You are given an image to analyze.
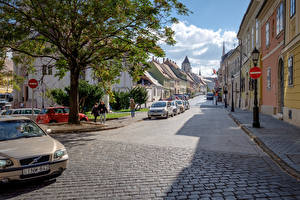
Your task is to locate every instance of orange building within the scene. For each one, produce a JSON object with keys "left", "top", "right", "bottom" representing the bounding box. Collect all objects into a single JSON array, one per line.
[{"left": 257, "top": 0, "right": 285, "bottom": 116}]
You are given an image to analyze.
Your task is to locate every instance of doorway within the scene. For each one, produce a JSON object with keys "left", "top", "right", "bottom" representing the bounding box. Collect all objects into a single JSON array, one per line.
[{"left": 278, "top": 59, "right": 284, "bottom": 113}]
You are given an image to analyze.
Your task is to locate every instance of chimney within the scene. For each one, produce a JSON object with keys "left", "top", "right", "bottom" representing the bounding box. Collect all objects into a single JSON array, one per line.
[
  {"left": 152, "top": 56, "right": 154, "bottom": 61},
  {"left": 163, "top": 58, "right": 165, "bottom": 63}
]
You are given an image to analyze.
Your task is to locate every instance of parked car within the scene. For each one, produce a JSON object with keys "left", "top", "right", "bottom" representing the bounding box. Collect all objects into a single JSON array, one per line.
[
  {"left": 169, "top": 100, "right": 180, "bottom": 116},
  {"left": 183, "top": 100, "right": 190, "bottom": 110},
  {"left": 36, "top": 107, "right": 88, "bottom": 124},
  {"left": 0, "top": 117, "right": 68, "bottom": 183},
  {"left": 1, "top": 108, "right": 41, "bottom": 121},
  {"left": 148, "top": 101, "right": 174, "bottom": 119},
  {"left": 175, "top": 100, "right": 185, "bottom": 113},
  {"left": 206, "top": 92, "right": 214, "bottom": 100}
]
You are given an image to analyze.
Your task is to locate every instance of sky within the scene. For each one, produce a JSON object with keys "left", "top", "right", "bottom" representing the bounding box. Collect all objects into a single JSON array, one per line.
[{"left": 160, "top": 0, "right": 251, "bottom": 77}]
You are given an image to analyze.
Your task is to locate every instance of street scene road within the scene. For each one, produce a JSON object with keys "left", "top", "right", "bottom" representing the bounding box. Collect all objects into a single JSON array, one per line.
[{"left": 1, "top": 95, "right": 299, "bottom": 199}]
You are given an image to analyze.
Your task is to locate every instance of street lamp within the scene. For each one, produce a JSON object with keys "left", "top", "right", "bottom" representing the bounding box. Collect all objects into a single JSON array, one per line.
[
  {"left": 251, "top": 47, "right": 260, "bottom": 128},
  {"left": 231, "top": 75, "right": 234, "bottom": 112},
  {"left": 224, "top": 84, "right": 228, "bottom": 108}
]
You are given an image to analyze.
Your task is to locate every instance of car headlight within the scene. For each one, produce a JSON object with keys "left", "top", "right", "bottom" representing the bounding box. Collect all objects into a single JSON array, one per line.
[
  {"left": 54, "top": 149, "right": 68, "bottom": 160},
  {"left": 0, "top": 159, "right": 13, "bottom": 169}
]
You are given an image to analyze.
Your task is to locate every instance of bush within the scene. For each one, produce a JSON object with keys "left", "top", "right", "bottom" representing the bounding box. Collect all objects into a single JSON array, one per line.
[
  {"left": 129, "top": 86, "right": 148, "bottom": 110},
  {"left": 110, "top": 90, "right": 130, "bottom": 110}
]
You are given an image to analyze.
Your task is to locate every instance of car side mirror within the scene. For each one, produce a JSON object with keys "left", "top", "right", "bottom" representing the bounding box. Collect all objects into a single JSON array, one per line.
[{"left": 46, "top": 129, "right": 52, "bottom": 134}]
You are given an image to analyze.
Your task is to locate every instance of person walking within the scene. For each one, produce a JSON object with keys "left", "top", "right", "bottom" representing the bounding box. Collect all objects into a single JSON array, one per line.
[
  {"left": 130, "top": 98, "right": 135, "bottom": 118},
  {"left": 98, "top": 101, "right": 108, "bottom": 124},
  {"left": 91, "top": 103, "right": 99, "bottom": 122}
]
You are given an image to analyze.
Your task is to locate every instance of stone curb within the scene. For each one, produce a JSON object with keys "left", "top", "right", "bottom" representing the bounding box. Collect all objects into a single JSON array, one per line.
[
  {"left": 228, "top": 113, "right": 300, "bottom": 180},
  {"left": 46, "top": 117, "right": 148, "bottom": 134}
]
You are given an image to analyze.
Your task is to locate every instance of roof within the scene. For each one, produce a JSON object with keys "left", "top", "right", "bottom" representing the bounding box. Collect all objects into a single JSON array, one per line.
[
  {"left": 144, "top": 71, "right": 163, "bottom": 87},
  {"left": 160, "top": 63, "right": 180, "bottom": 81},
  {"left": 182, "top": 56, "right": 190, "bottom": 64},
  {"left": 0, "top": 116, "right": 31, "bottom": 122},
  {"left": 151, "top": 61, "right": 171, "bottom": 80},
  {"left": 237, "top": 0, "right": 254, "bottom": 37}
]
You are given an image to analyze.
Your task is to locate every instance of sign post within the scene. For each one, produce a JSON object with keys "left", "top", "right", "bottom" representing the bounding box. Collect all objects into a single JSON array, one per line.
[
  {"left": 250, "top": 47, "right": 261, "bottom": 128},
  {"left": 28, "top": 79, "right": 38, "bottom": 119}
]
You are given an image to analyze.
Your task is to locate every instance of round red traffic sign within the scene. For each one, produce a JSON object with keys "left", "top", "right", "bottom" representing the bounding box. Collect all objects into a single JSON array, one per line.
[
  {"left": 28, "top": 79, "right": 38, "bottom": 89},
  {"left": 249, "top": 67, "right": 262, "bottom": 79}
]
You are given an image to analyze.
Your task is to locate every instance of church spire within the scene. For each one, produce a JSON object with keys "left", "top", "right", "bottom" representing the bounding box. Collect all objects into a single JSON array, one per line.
[{"left": 222, "top": 41, "right": 225, "bottom": 56}]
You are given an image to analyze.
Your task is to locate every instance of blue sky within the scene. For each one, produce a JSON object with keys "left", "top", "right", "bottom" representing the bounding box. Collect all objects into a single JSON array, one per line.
[{"left": 160, "top": 0, "right": 250, "bottom": 76}]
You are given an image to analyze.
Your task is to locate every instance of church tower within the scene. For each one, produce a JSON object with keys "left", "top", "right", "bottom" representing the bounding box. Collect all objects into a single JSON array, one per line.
[{"left": 182, "top": 56, "right": 192, "bottom": 73}]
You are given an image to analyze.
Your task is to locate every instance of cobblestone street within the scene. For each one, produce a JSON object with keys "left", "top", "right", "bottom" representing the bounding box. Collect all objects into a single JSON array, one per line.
[{"left": 1, "top": 96, "right": 300, "bottom": 199}]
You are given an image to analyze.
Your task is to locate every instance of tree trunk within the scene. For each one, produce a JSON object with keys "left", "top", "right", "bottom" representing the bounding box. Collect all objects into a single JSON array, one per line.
[{"left": 69, "top": 65, "right": 80, "bottom": 124}]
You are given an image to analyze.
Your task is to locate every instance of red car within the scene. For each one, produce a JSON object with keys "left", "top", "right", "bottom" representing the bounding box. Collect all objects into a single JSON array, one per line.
[{"left": 36, "top": 107, "right": 88, "bottom": 124}]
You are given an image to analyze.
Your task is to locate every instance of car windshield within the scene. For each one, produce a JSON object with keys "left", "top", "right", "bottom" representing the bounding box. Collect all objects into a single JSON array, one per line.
[
  {"left": 151, "top": 102, "right": 166, "bottom": 107},
  {"left": 0, "top": 120, "right": 46, "bottom": 141},
  {"left": 207, "top": 93, "right": 214, "bottom": 96},
  {"left": 176, "top": 101, "right": 182, "bottom": 105}
]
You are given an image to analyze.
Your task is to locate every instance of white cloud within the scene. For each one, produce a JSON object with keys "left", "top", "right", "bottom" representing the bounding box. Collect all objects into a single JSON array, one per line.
[{"left": 161, "top": 21, "right": 238, "bottom": 76}]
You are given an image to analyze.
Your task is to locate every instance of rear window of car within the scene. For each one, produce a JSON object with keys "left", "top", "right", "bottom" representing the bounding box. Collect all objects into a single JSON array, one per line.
[
  {"left": 176, "top": 100, "right": 182, "bottom": 105},
  {"left": 151, "top": 102, "right": 166, "bottom": 107}
]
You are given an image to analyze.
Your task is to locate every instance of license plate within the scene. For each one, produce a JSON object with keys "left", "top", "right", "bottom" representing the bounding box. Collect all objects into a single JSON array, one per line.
[{"left": 23, "top": 165, "right": 50, "bottom": 175}]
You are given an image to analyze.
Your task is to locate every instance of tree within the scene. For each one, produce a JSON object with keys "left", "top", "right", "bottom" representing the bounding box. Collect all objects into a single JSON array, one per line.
[
  {"left": 129, "top": 86, "right": 148, "bottom": 109},
  {"left": 50, "top": 80, "right": 104, "bottom": 112},
  {"left": 0, "top": 0, "right": 189, "bottom": 124}
]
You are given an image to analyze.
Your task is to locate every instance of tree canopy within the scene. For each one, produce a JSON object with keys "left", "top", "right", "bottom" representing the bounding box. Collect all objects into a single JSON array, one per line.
[{"left": 0, "top": 0, "right": 189, "bottom": 123}]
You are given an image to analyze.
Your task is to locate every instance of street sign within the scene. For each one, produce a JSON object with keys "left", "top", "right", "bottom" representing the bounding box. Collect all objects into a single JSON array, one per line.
[
  {"left": 249, "top": 67, "right": 262, "bottom": 79},
  {"left": 28, "top": 79, "right": 38, "bottom": 89}
]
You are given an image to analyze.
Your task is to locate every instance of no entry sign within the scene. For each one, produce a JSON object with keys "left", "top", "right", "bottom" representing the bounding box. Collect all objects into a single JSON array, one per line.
[
  {"left": 28, "top": 79, "right": 38, "bottom": 89},
  {"left": 249, "top": 67, "right": 262, "bottom": 79}
]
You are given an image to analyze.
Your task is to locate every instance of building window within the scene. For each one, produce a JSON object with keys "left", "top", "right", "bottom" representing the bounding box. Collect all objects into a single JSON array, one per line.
[
  {"left": 288, "top": 56, "right": 294, "bottom": 86},
  {"left": 266, "top": 22, "right": 270, "bottom": 47},
  {"left": 267, "top": 67, "right": 271, "bottom": 89},
  {"left": 290, "top": 0, "right": 296, "bottom": 17},
  {"left": 277, "top": 2, "right": 284, "bottom": 35},
  {"left": 256, "top": 19, "right": 260, "bottom": 47}
]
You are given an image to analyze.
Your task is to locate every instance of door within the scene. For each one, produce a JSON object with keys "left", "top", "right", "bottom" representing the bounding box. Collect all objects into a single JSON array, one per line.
[{"left": 279, "top": 59, "right": 284, "bottom": 113}]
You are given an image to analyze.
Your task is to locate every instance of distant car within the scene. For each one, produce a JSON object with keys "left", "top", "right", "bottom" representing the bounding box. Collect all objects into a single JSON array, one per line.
[
  {"left": 175, "top": 100, "right": 185, "bottom": 113},
  {"left": 0, "top": 117, "right": 68, "bottom": 183},
  {"left": 36, "top": 107, "right": 88, "bottom": 124},
  {"left": 148, "top": 101, "right": 173, "bottom": 119},
  {"left": 183, "top": 100, "right": 190, "bottom": 110},
  {"left": 206, "top": 92, "right": 214, "bottom": 100},
  {"left": 169, "top": 100, "right": 179, "bottom": 116}
]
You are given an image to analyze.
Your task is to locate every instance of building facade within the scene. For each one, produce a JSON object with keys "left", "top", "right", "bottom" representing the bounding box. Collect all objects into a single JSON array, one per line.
[
  {"left": 257, "top": 0, "right": 285, "bottom": 116},
  {"left": 281, "top": 0, "right": 300, "bottom": 126}
]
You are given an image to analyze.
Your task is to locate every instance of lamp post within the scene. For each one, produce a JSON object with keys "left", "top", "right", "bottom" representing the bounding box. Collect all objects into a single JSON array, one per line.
[
  {"left": 231, "top": 75, "right": 234, "bottom": 112},
  {"left": 251, "top": 47, "right": 260, "bottom": 128}
]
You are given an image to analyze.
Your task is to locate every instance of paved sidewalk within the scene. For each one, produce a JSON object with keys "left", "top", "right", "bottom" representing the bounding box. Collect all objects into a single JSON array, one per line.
[
  {"left": 40, "top": 112, "right": 147, "bottom": 134},
  {"left": 228, "top": 108, "right": 300, "bottom": 179}
]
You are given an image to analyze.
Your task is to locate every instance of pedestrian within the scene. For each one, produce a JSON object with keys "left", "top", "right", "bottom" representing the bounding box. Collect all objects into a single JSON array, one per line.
[
  {"left": 215, "top": 91, "right": 218, "bottom": 105},
  {"left": 130, "top": 98, "right": 135, "bottom": 118},
  {"left": 91, "top": 103, "right": 99, "bottom": 122},
  {"left": 98, "top": 101, "right": 108, "bottom": 124}
]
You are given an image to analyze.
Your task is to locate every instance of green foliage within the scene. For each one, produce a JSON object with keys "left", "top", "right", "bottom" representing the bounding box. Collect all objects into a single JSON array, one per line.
[
  {"left": 129, "top": 86, "right": 148, "bottom": 109},
  {"left": 0, "top": 0, "right": 189, "bottom": 123},
  {"left": 50, "top": 80, "right": 104, "bottom": 112},
  {"left": 110, "top": 91, "right": 130, "bottom": 111}
]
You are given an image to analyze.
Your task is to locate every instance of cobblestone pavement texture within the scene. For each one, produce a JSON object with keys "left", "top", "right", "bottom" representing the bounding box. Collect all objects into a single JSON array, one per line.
[
  {"left": 1, "top": 96, "right": 300, "bottom": 199},
  {"left": 230, "top": 109, "right": 300, "bottom": 177}
]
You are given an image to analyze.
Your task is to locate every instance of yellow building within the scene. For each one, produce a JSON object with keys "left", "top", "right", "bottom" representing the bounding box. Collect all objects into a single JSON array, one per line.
[
  {"left": 237, "top": 0, "right": 264, "bottom": 110},
  {"left": 282, "top": 0, "right": 300, "bottom": 126}
]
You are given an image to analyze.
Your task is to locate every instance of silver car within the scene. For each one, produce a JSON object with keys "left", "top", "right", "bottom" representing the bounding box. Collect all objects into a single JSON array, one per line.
[
  {"left": 148, "top": 101, "right": 174, "bottom": 119},
  {"left": 0, "top": 117, "right": 68, "bottom": 183}
]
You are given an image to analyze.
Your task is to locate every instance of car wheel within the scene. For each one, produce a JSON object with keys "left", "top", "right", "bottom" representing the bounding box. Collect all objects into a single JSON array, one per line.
[
  {"left": 80, "top": 118, "right": 87, "bottom": 121},
  {"left": 49, "top": 120, "right": 57, "bottom": 123},
  {"left": 148, "top": 116, "right": 151, "bottom": 120},
  {"left": 165, "top": 112, "right": 168, "bottom": 119}
]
